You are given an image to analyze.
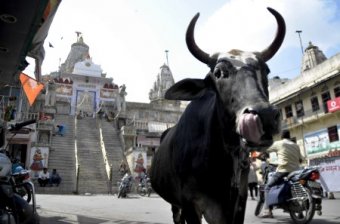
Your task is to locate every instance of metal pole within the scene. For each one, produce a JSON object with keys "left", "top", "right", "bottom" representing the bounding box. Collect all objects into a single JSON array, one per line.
[
  {"left": 165, "top": 50, "right": 169, "bottom": 66},
  {"left": 75, "top": 164, "right": 80, "bottom": 194},
  {"left": 109, "top": 164, "right": 113, "bottom": 195},
  {"left": 296, "top": 30, "right": 304, "bottom": 55},
  {"left": 17, "top": 86, "right": 23, "bottom": 120}
]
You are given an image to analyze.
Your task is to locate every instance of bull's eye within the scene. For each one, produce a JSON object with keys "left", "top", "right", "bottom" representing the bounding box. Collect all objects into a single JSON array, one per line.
[
  {"left": 214, "top": 66, "right": 230, "bottom": 79},
  {"left": 214, "top": 67, "right": 230, "bottom": 79},
  {"left": 214, "top": 61, "right": 234, "bottom": 80},
  {"left": 214, "top": 68, "right": 222, "bottom": 79},
  {"left": 223, "top": 70, "right": 230, "bottom": 78}
]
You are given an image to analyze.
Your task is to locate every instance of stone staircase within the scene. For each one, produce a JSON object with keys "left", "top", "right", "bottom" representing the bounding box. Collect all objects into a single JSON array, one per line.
[
  {"left": 75, "top": 117, "right": 108, "bottom": 194},
  {"left": 35, "top": 115, "right": 126, "bottom": 195},
  {"left": 35, "top": 114, "right": 76, "bottom": 194},
  {"left": 99, "top": 119, "right": 127, "bottom": 191}
]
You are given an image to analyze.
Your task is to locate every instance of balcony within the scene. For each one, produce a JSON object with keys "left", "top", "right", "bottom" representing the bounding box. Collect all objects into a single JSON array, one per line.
[{"left": 281, "top": 107, "right": 334, "bottom": 129}]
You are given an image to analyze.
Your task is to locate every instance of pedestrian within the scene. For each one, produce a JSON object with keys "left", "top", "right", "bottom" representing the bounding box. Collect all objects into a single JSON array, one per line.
[
  {"left": 49, "top": 169, "right": 62, "bottom": 186},
  {"left": 260, "top": 130, "right": 304, "bottom": 218},
  {"left": 248, "top": 157, "right": 258, "bottom": 200},
  {"left": 139, "top": 168, "right": 147, "bottom": 183},
  {"left": 55, "top": 125, "right": 64, "bottom": 136},
  {"left": 118, "top": 160, "right": 128, "bottom": 176},
  {"left": 38, "top": 168, "right": 50, "bottom": 187}
]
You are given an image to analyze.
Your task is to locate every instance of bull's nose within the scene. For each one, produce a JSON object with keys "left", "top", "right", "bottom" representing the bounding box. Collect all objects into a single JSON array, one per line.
[
  {"left": 259, "top": 106, "right": 281, "bottom": 132},
  {"left": 243, "top": 106, "right": 280, "bottom": 120}
]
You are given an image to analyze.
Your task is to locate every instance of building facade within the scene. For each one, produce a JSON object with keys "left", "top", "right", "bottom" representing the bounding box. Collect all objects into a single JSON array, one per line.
[
  {"left": 35, "top": 36, "right": 184, "bottom": 178},
  {"left": 269, "top": 42, "right": 340, "bottom": 192}
]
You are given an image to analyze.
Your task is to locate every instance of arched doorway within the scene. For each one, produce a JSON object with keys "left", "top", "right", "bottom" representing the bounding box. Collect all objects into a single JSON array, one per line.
[{"left": 76, "top": 90, "right": 96, "bottom": 117}]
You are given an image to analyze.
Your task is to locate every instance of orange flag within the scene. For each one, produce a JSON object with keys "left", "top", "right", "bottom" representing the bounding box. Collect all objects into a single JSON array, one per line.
[{"left": 19, "top": 73, "right": 44, "bottom": 106}]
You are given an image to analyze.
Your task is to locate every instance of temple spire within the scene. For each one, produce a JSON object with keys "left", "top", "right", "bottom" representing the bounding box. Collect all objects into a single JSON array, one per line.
[{"left": 301, "top": 41, "right": 327, "bottom": 73}]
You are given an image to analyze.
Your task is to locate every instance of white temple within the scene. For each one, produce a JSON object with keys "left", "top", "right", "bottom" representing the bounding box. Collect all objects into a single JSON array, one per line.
[{"left": 46, "top": 35, "right": 123, "bottom": 118}]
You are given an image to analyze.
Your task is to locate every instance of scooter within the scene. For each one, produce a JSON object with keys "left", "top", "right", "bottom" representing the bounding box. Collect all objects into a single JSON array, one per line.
[
  {"left": 0, "top": 119, "right": 39, "bottom": 224},
  {"left": 255, "top": 162, "right": 323, "bottom": 224},
  {"left": 12, "top": 165, "right": 33, "bottom": 203},
  {"left": 137, "top": 176, "right": 152, "bottom": 197},
  {"left": 117, "top": 173, "right": 133, "bottom": 198}
]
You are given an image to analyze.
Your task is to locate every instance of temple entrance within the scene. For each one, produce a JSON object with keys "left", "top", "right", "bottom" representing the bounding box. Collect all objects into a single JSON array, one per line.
[{"left": 76, "top": 90, "right": 96, "bottom": 117}]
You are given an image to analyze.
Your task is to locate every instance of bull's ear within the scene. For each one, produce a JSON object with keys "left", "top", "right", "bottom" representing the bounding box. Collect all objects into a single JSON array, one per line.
[{"left": 165, "top": 78, "right": 207, "bottom": 101}]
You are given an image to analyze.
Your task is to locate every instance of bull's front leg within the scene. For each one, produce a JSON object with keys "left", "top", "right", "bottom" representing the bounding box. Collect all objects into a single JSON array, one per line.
[
  {"left": 181, "top": 202, "right": 202, "bottom": 224},
  {"left": 233, "top": 156, "right": 250, "bottom": 224},
  {"left": 171, "top": 205, "right": 185, "bottom": 224}
]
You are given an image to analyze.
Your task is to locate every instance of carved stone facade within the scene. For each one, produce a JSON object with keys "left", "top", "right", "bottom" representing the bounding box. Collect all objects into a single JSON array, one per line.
[
  {"left": 301, "top": 41, "right": 327, "bottom": 73},
  {"left": 39, "top": 37, "right": 121, "bottom": 118},
  {"left": 149, "top": 64, "right": 175, "bottom": 102},
  {"left": 32, "top": 36, "right": 184, "bottom": 173}
]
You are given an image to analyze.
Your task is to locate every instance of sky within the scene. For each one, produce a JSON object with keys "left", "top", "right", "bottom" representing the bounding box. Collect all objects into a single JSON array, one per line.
[{"left": 31, "top": 0, "right": 340, "bottom": 103}]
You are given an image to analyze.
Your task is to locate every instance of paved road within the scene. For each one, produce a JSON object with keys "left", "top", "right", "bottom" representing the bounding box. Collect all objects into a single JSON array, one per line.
[{"left": 36, "top": 193, "right": 340, "bottom": 224}]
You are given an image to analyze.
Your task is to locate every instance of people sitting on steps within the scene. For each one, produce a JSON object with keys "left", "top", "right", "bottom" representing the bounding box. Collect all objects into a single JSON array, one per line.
[
  {"left": 38, "top": 168, "right": 50, "bottom": 187},
  {"left": 49, "top": 168, "right": 62, "bottom": 187}
]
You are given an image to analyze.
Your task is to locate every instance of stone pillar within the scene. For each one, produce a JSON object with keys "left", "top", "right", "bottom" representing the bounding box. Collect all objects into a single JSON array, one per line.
[
  {"left": 45, "top": 81, "right": 56, "bottom": 107},
  {"left": 119, "top": 84, "right": 127, "bottom": 112}
]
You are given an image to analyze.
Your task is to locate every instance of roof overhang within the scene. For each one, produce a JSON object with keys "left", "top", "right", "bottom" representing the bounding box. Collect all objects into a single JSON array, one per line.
[{"left": 0, "top": 0, "right": 61, "bottom": 87}]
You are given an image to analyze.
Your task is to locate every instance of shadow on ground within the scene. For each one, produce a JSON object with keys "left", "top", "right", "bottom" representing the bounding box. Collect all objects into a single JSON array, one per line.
[
  {"left": 39, "top": 213, "right": 166, "bottom": 224},
  {"left": 257, "top": 216, "right": 340, "bottom": 224}
]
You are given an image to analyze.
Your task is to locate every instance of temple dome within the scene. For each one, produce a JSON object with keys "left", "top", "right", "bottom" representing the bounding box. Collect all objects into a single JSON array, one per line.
[
  {"left": 72, "top": 58, "right": 102, "bottom": 77},
  {"left": 60, "top": 36, "right": 90, "bottom": 74}
]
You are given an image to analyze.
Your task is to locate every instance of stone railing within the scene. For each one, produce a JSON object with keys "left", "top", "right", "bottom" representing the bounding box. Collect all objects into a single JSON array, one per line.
[{"left": 133, "top": 120, "right": 148, "bottom": 130}]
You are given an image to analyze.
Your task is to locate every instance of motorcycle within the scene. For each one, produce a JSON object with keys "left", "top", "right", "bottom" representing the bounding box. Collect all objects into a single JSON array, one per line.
[
  {"left": 136, "top": 176, "right": 152, "bottom": 197},
  {"left": 12, "top": 165, "right": 33, "bottom": 203},
  {"left": 255, "top": 163, "right": 323, "bottom": 224},
  {"left": 0, "top": 119, "right": 39, "bottom": 224},
  {"left": 117, "top": 173, "right": 133, "bottom": 198}
]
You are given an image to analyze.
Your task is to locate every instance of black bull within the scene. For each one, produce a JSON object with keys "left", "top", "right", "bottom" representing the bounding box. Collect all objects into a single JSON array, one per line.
[{"left": 150, "top": 7, "right": 286, "bottom": 224}]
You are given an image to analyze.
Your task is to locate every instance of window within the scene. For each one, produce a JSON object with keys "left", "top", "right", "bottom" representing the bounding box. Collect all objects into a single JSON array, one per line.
[
  {"left": 328, "top": 126, "right": 339, "bottom": 142},
  {"left": 334, "top": 85, "right": 340, "bottom": 97},
  {"left": 285, "top": 105, "right": 293, "bottom": 118},
  {"left": 321, "top": 91, "right": 331, "bottom": 113},
  {"left": 295, "top": 100, "right": 304, "bottom": 117},
  {"left": 310, "top": 96, "right": 320, "bottom": 112}
]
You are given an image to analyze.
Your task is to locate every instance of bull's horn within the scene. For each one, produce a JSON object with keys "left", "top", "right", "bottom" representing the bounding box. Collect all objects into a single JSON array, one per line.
[
  {"left": 260, "top": 7, "right": 286, "bottom": 62},
  {"left": 186, "top": 13, "right": 213, "bottom": 66}
]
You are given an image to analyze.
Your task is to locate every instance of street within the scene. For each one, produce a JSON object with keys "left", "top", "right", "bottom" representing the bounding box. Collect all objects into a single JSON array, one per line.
[{"left": 36, "top": 193, "right": 340, "bottom": 224}]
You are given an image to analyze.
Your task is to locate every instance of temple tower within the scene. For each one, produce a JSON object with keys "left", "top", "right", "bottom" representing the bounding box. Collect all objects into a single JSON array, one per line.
[
  {"left": 149, "top": 63, "right": 175, "bottom": 104},
  {"left": 301, "top": 41, "right": 327, "bottom": 73}
]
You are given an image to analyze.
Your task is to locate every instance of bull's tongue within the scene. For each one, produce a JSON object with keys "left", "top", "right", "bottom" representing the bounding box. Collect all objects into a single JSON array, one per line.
[{"left": 238, "top": 113, "right": 264, "bottom": 144}]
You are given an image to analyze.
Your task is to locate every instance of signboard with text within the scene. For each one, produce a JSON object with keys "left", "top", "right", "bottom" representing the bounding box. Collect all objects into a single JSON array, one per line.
[
  {"left": 304, "top": 126, "right": 340, "bottom": 157},
  {"left": 327, "top": 97, "right": 340, "bottom": 112},
  {"left": 310, "top": 157, "right": 340, "bottom": 192}
]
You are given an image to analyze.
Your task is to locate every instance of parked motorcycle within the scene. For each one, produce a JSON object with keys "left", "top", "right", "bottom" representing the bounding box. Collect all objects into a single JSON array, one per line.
[
  {"left": 0, "top": 119, "right": 39, "bottom": 224},
  {"left": 12, "top": 166, "right": 33, "bottom": 203},
  {"left": 255, "top": 163, "right": 323, "bottom": 224},
  {"left": 137, "top": 176, "right": 152, "bottom": 197},
  {"left": 117, "top": 173, "right": 133, "bottom": 198}
]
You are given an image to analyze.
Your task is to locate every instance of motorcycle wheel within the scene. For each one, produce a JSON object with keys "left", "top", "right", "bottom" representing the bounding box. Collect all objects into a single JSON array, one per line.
[
  {"left": 137, "top": 186, "right": 146, "bottom": 196},
  {"left": 289, "top": 187, "right": 315, "bottom": 224}
]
